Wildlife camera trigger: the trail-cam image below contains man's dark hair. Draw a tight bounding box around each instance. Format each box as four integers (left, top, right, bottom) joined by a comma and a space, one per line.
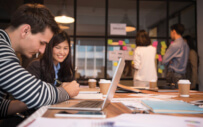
170, 23, 185, 36
135, 30, 151, 46
10, 4, 59, 34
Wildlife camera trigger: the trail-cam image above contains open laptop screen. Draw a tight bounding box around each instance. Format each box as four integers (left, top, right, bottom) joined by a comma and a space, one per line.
101, 58, 125, 110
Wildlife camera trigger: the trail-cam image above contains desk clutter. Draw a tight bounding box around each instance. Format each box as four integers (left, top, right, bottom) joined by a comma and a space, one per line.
18, 85, 203, 127
23, 114, 203, 127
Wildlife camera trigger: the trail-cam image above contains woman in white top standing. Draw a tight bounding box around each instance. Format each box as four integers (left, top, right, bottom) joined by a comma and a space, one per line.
133, 30, 157, 87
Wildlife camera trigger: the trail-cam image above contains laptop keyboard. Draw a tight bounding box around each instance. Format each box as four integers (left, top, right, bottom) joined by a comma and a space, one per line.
72, 100, 103, 108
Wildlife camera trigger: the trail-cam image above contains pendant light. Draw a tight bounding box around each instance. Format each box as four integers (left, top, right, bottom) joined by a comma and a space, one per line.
54, 0, 75, 24
121, 14, 136, 32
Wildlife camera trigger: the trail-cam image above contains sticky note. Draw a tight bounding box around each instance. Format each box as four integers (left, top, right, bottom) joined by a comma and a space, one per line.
131, 61, 134, 65
161, 47, 166, 52
109, 47, 113, 51
162, 44, 167, 49
156, 54, 159, 59
161, 50, 165, 55
152, 41, 158, 48
123, 42, 126, 46
113, 62, 118, 66
125, 39, 129, 44
171, 41, 174, 44
122, 46, 127, 50
161, 41, 166, 46
129, 51, 133, 56
131, 44, 136, 48
158, 55, 162, 62
160, 65, 165, 70
118, 40, 123, 45
108, 39, 113, 45
158, 68, 163, 73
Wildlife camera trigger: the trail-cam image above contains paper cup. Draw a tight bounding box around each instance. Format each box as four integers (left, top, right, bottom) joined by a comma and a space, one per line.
178, 80, 191, 97
149, 79, 157, 89
99, 80, 111, 95
88, 79, 97, 88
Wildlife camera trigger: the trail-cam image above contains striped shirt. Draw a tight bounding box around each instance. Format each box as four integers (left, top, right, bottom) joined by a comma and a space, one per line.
0, 29, 69, 118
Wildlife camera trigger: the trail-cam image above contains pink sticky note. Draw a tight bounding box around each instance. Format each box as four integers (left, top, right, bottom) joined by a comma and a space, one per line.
171, 41, 174, 44
118, 40, 123, 45
152, 41, 158, 48
158, 55, 162, 62
122, 46, 127, 50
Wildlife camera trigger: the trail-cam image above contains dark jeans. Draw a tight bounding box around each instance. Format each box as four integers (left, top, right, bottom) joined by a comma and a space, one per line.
166, 69, 185, 88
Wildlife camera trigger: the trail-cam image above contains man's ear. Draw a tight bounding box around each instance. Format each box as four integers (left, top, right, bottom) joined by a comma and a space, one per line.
21, 24, 31, 39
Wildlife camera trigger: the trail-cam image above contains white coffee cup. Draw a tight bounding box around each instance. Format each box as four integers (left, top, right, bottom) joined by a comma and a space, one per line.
178, 79, 191, 97
99, 80, 111, 95
88, 79, 97, 88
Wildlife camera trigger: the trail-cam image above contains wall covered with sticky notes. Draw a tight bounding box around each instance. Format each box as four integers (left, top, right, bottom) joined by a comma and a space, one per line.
152, 39, 168, 78
107, 38, 136, 78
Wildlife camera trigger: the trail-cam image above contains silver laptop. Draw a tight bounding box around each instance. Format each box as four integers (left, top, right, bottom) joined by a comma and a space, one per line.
49, 58, 125, 111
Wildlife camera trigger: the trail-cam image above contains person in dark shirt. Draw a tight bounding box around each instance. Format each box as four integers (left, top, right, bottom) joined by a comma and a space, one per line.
183, 35, 198, 90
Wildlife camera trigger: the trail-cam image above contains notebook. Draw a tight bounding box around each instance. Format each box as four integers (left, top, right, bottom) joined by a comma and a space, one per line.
142, 100, 203, 114
49, 58, 125, 111
116, 84, 140, 93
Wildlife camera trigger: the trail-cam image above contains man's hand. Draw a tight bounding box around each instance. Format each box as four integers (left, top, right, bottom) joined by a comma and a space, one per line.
62, 81, 80, 98
8, 100, 28, 115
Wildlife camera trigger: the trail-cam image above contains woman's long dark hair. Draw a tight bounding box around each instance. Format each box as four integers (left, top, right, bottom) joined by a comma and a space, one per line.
40, 30, 73, 84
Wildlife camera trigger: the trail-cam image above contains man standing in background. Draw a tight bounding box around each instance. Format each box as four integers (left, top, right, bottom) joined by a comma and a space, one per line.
163, 23, 189, 88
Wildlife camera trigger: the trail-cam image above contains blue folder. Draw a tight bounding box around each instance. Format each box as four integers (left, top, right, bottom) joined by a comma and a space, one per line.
142, 100, 203, 114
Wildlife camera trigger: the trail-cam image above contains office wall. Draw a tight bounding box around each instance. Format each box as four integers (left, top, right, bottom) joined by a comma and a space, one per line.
197, 0, 203, 91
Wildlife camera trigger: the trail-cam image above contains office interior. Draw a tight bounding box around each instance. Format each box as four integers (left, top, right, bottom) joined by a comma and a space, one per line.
0, 0, 203, 91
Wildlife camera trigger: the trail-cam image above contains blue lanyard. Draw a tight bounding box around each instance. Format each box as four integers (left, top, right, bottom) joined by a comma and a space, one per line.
54, 63, 60, 86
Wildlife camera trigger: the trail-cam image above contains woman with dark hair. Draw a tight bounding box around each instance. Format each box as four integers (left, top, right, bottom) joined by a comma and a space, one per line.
133, 30, 157, 87
183, 35, 198, 90
27, 30, 74, 86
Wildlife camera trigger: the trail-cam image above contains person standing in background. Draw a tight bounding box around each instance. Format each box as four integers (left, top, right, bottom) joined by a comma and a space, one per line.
133, 30, 157, 87
163, 24, 189, 88
183, 35, 198, 90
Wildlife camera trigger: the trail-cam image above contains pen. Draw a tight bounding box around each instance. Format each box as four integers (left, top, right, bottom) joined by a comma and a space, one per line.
16, 113, 25, 119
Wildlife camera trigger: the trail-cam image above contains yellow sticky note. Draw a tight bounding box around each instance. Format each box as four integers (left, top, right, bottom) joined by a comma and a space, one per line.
161, 51, 165, 55
131, 61, 134, 65
129, 51, 133, 56
158, 68, 163, 73
162, 44, 167, 49
161, 48, 166, 52
156, 54, 159, 59
123, 42, 126, 46
108, 39, 113, 45
131, 44, 136, 48
113, 62, 118, 66
161, 41, 166, 46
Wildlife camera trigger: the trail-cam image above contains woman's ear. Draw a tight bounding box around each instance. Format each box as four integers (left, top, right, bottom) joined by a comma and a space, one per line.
21, 24, 31, 39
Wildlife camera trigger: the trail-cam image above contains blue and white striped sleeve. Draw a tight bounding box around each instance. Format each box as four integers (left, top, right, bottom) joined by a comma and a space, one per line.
0, 43, 69, 117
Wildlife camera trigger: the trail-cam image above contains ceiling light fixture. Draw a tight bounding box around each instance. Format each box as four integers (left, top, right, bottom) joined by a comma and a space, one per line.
54, 0, 75, 24
121, 14, 136, 32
